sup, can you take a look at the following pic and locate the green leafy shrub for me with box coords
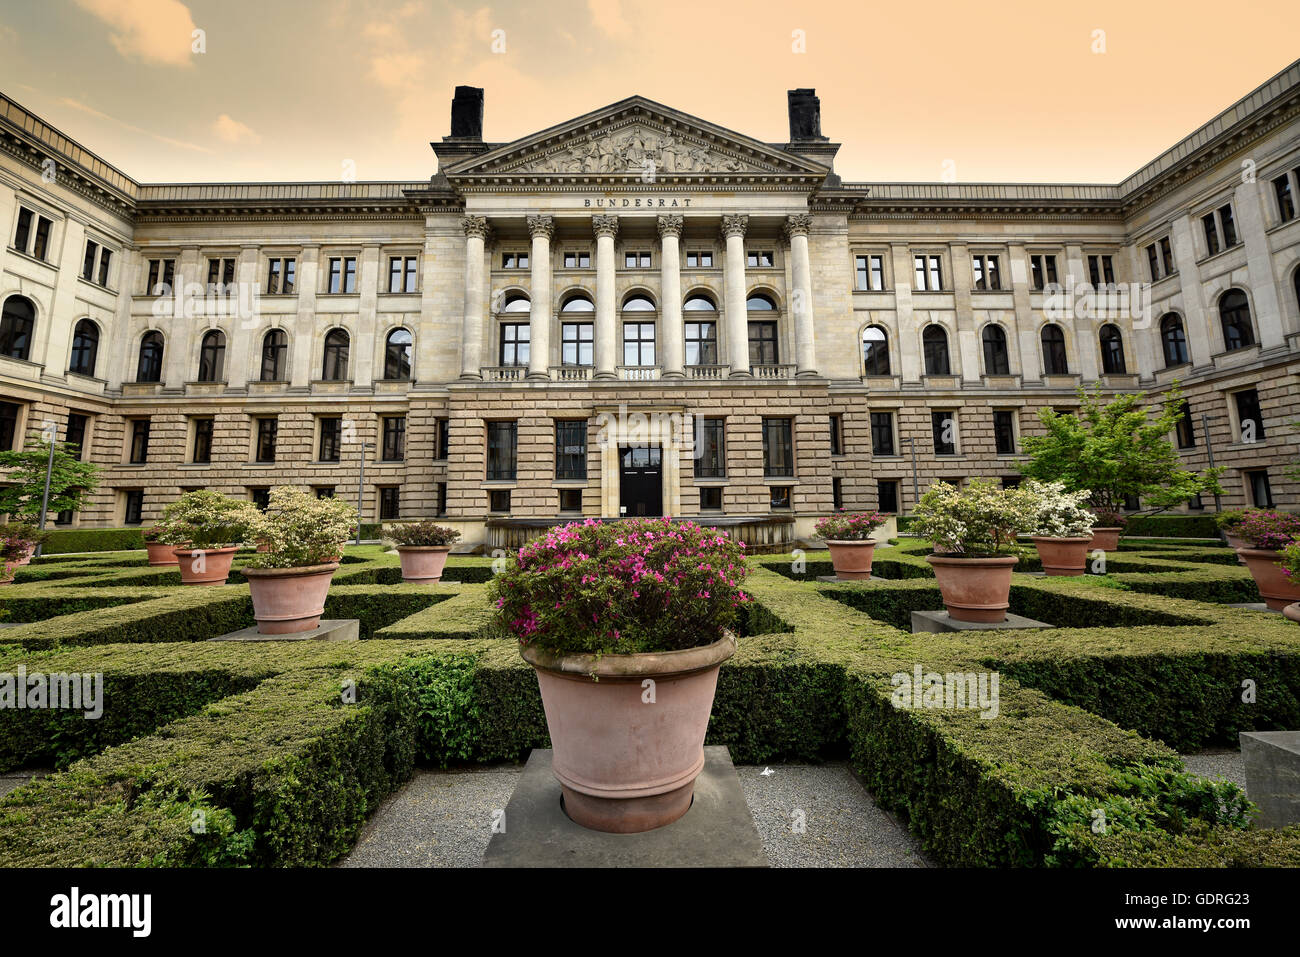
[243,486,358,568]
[159,490,257,548]
[385,522,462,547]
[814,512,886,541]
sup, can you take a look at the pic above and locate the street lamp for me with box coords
[1200,412,1223,513]
[35,420,57,558]
[356,441,374,546]
[902,436,920,511]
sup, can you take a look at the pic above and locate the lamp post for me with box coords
[35,420,57,558]
[1200,412,1222,513]
[902,436,920,511]
[356,441,374,546]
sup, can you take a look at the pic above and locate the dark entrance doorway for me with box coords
[619,445,663,517]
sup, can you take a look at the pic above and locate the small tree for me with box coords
[0,441,101,521]
[1018,384,1222,514]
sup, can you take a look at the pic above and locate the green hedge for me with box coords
[40,528,146,554]
[895,514,1222,539]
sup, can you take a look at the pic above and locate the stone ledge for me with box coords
[207,619,359,642]
[911,610,1052,633]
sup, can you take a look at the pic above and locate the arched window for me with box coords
[260,329,287,382]
[137,331,165,383]
[69,319,99,377]
[1041,323,1068,375]
[322,328,350,380]
[622,296,656,366]
[683,294,716,311]
[1218,289,1255,351]
[747,294,778,366]
[0,295,36,361]
[922,325,950,375]
[684,294,717,366]
[1099,324,1126,374]
[561,294,594,312]
[501,294,531,313]
[746,294,776,311]
[1160,314,1189,367]
[981,325,1010,375]
[862,325,890,376]
[198,330,226,382]
[384,328,412,380]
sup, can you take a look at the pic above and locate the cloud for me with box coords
[587,0,632,37]
[73,0,198,67]
[212,114,261,145]
[58,97,211,153]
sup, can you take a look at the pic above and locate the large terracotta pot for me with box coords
[1237,547,1300,611]
[520,632,736,834]
[824,539,877,581]
[13,542,37,567]
[1030,536,1092,576]
[1088,527,1122,551]
[396,545,453,583]
[173,546,239,585]
[1223,532,1247,564]
[242,563,340,634]
[1284,602,1300,625]
[926,554,1020,623]
[145,541,181,566]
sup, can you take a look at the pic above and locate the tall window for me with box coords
[762,418,793,477]
[913,254,943,290]
[388,256,418,293]
[623,321,656,366]
[260,329,287,381]
[255,418,278,463]
[322,329,350,380]
[266,257,295,295]
[1041,324,1069,375]
[82,240,99,282]
[0,295,36,361]
[981,325,1010,375]
[192,418,214,464]
[1218,289,1255,351]
[1098,324,1126,374]
[379,486,401,520]
[862,325,890,375]
[129,419,151,464]
[1234,389,1265,443]
[198,330,226,382]
[695,418,726,478]
[877,480,899,514]
[1029,254,1058,290]
[137,331,164,383]
[65,413,89,461]
[1275,171,1297,223]
[1246,470,1274,508]
[1202,204,1239,255]
[487,421,517,480]
[971,254,1001,290]
[1176,403,1196,449]
[870,412,895,456]
[384,328,412,380]
[206,257,236,292]
[1088,255,1116,285]
[146,258,176,295]
[856,254,885,290]
[1145,237,1175,281]
[932,411,957,456]
[684,295,718,366]
[327,257,357,294]
[319,417,342,462]
[12,207,53,261]
[0,402,19,451]
[382,416,406,461]
[562,323,594,366]
[555,420,587,480]
[499,323,529,366]
[1160,314,1189,367]
[66,319,99,377]
[123,490,144,526]
[994,411,1016,455]
[922,325,950,375]
[748,321,779,366]
[829,414,843,456]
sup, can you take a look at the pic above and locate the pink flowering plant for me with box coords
[1234,510,1300,551]
[1279,541,1300,582]
[814,511,886,542]
[488,517,750,656]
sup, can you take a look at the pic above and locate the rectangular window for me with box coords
[1087,255,1115,285]
[762,417,794,478]
[1202,212,1221,256]
[623,322,655,366]
[489,489,511,512]
[747,250,775,268]
[624,251,651,268]
[436,482,447,516]
[13,207,32,252]
[856,254,885,290]
[769,486,792,509]
[500,323,530,366]
[123,489,144,526]
[255,418,278,463]
[501,251,529,269]
[96,248,112,287]
[382,416,406,462]
[829,414,843,456]
[66,413,89,461]
[914,254,943,290]
[695,418,726,478]
[315,486,335,499]
[684,322,718,365]
[555,420,587,480]
[932,410,956,456]
[82,240,99,281]
[486,421,517,480]
[699,486,723,511]
[832,476,843,510]
[1234,389,1266,442]
[319,417,342,462]
[1176,405,1196,449]
[563,251,591,268]
[379,486,401,520]
[748,321,779,366]
[0,401,19,451]
[1160,237,1175,277]
[436,418,450,460]
[558,488,583,513]
[1274,173,1296,223]
[1030,254,1058,290]
[561,322,594,366]
[206,257,237,291]
[971,254,1001,290]
[877,479,899,514]
[192,418,214,464]
[129,419,150,464]
[250,487,271,511]
[1188,492,1204,511]
[146,258,176,295]
[32,216,51,260]
[993,410,1016,455]
[1146,244,1161,282]
[327,257,357,294]
[1001,476,1022,489]
[1246,470,1274,508]
[266,257,295,295]
[1218,205,1238,248]
[686,250,713,267]
[389,256,418,292]
[870,412,895,456]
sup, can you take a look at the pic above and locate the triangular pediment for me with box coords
[442,97,828,181]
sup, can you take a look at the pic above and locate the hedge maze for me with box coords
[2,539,1300,867]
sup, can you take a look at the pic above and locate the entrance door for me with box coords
[619,445,663,517]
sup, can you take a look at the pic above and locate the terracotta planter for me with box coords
[1088,527,1122,551]
[242,562,340,634]
[1237,547,1300,611]
[396,545,453,583]
[1284,602,1300,625]
[0,563,14,584]
[145,541,181,566]
[1223,532,1247,564]
[1030,536,1093,576]
[520,632,737,834]
[13,542,37,567]
[173,546,239,586]
[255,542,270,553]
[824,539,877,580]
[926,554,1020,623]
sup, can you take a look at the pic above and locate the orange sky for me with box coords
[0,0,1296,184]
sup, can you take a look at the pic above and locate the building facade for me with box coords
[2,67,1299,547]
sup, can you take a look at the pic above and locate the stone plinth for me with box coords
[911,610,1052,633]
[1240,731,1300,828]
[208,619,359,642]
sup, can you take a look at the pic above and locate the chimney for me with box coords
[787,89,827,142]
[450,86,484,140]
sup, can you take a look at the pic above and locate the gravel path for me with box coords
[1181,749,1246,789]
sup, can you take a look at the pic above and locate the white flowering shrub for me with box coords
[243,486,358,569]
[159,490,258,548]
[1022,480,1096,538]
[911,479,1035,557]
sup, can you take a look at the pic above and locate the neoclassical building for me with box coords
[2,66,1299,547]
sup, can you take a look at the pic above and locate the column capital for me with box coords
[656,214,684,239]
[720,213,749,239]
[783,213,812,241]
[526,214,555,240]
[461,215,491,240]
[592,214,620,239]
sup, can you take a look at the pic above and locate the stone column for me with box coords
[1235,179,1286,349]
[459,215,489,379]
[526,215,554,378]
[721,214,750,376]
[593,214,619,379]
[658,214,684,378]
[784,214,818,376]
